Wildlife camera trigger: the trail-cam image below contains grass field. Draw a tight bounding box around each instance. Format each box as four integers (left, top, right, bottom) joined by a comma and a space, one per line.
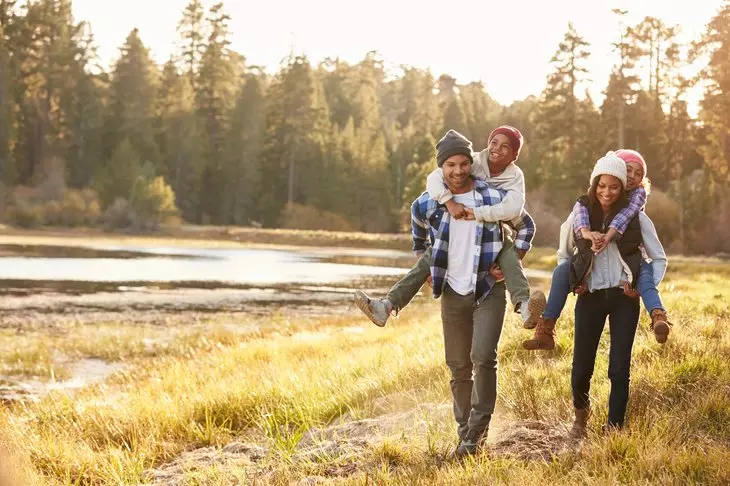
0, 228, 728, 484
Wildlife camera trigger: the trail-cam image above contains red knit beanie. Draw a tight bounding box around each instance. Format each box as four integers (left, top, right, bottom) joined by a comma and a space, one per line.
614, 149, 647, 176
488, 125, 524, 161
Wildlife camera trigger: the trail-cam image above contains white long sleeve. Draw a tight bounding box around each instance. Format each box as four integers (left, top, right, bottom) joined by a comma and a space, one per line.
425, 150, 525, 222
557, 213, 576, 265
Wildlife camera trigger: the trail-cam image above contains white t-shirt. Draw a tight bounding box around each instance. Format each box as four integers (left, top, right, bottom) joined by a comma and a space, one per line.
446, 191, 478, 295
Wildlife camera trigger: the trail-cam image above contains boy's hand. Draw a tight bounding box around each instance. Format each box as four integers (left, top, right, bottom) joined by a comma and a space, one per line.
426, 275, 433, 288
446, 200, 467, 219
463, 208, 476, 220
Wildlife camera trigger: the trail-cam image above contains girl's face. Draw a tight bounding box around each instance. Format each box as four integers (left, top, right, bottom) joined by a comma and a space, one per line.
625, 161, 644, 191
596, 175, 623, 208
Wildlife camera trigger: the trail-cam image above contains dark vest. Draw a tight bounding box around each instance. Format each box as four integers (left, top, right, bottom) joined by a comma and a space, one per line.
568, 195, 643, 291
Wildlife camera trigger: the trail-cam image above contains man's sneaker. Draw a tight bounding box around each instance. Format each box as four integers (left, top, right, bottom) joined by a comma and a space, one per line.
353, 290, 391, 327
522, 290, 546, 329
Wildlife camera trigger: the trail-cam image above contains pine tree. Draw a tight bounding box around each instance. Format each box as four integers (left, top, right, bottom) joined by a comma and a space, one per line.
196, 2, 241, 223
533, 22, 593, 204
259, 55, 330, 226
156, 59, 203, 222
221, 69, 266, 225
106, 28, 161, 177
695, 1, 730, 182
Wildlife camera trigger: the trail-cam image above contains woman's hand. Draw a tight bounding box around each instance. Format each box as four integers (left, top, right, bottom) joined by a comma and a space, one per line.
622, 281, 639, 299
588, 231, 607, 253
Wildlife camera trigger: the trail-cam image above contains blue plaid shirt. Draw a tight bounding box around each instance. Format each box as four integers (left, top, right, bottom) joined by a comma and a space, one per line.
410, 179, 536, 304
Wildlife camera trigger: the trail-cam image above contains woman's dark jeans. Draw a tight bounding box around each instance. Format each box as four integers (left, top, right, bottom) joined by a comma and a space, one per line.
571, 287, 640, 427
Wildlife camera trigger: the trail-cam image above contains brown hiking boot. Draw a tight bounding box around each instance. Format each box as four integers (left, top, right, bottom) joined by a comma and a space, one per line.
522, 316, 556, 350
570, 408, 590, 439
650, 309, 671, 344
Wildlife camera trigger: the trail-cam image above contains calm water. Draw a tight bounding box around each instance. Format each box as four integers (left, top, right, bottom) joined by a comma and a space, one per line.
0, 245, 410, 286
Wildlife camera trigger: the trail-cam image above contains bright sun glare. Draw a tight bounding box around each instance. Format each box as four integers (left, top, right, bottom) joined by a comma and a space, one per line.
72, 0, 722, 115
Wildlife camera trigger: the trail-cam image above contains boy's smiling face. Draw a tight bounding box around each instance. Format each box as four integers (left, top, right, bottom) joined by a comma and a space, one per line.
487, 134, 515, 172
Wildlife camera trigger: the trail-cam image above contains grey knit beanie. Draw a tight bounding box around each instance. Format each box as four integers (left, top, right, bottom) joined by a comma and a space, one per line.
436, 129, 473, 167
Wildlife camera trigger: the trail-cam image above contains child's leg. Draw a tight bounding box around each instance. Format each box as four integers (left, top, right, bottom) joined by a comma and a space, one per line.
522, 259, 571, 351
543, 260, 572, 320
385, 246, 432, 312
496, 238, 529, 311
636, 261, 664, 315
355, 247, 431, 327
636, 260, 670, 343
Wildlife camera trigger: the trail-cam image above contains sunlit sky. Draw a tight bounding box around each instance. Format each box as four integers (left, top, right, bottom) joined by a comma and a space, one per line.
72, 0, 723, 115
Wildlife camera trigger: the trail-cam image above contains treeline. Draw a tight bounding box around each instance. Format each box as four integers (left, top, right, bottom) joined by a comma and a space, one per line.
1, 1, 730, 252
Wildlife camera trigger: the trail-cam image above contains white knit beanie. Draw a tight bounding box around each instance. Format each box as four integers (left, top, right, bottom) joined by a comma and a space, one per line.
590, 152, 627, 188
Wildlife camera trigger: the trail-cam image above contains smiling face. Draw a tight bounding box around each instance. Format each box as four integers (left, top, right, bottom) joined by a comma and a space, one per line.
487, 134, 515, 172
442, 154, 473, 193
625, 161, 644, 191
595, 174, 623, 209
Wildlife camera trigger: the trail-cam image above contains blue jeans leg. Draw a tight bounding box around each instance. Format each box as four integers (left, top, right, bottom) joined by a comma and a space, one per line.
637, 261, 664, 315
544, 260, 571, 320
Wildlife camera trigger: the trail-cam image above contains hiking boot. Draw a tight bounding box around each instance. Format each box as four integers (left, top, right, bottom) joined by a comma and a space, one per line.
521, 290, 547, 329
570, 408, 590, 439
522, 316, 556, 350
455, 429, 486, 458
353, 290, 392, 327
650, 309, 671, 344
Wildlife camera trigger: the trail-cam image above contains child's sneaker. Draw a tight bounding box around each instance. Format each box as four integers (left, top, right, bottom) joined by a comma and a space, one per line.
521, 290, 546, 329
354, 290, 392, 327
650, 309, 671, 344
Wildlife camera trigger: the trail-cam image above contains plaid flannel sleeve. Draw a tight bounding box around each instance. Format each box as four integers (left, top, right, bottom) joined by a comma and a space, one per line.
410, 198, 430, 254
507, 209, 536, 252
572, 201, 590, 238
609, 187, 647, 234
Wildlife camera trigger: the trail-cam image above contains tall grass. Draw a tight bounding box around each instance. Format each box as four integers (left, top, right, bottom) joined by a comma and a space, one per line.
1, 259, 729, 484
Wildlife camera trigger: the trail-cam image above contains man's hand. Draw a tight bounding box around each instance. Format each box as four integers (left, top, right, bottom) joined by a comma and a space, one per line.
446, 200, 467, 219
426, 275, 433, 288
489, 264, 505, 282
622, 281, 640, 299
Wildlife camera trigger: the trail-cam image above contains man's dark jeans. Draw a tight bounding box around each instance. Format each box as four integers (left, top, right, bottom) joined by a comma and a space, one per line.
571, 287, 640, 428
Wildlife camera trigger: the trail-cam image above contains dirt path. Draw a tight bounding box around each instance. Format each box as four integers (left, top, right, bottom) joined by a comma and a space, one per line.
145, 398, 579, 484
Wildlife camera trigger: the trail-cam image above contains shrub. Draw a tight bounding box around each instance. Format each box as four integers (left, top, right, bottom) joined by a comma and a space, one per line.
8, 200, 44, 228
129, 176, 180, 230
101, 198, 136, 230
645, 188, 680, 248
278, 203, 355, 232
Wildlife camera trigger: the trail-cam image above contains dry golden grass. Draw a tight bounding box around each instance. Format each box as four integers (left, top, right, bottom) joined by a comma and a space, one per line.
0, 257, 728, 484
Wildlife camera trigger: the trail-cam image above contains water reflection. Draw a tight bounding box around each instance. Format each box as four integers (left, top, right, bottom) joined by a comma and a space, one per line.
0, 243, 410, 288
